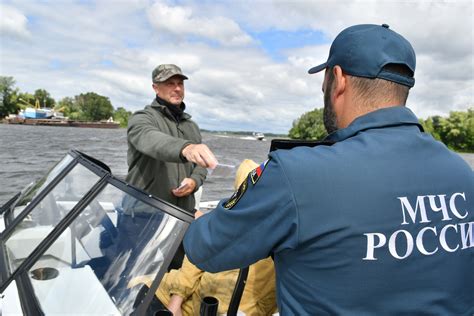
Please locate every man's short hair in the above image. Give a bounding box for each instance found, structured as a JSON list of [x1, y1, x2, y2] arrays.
[[349, 64, 411, 107]]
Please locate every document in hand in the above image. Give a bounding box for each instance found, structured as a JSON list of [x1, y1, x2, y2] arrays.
[[207, 163, 236, 177]]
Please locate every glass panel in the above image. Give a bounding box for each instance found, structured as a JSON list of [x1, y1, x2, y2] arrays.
[[27, 184, 187, 315], [1, 281, 23, 314], [4, 163, 99, 275], [10, 154, 75, 220]]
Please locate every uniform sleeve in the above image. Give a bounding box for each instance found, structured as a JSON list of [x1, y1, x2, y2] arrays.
[[127, 111, 191, 163], [183, 155, 299, 272]]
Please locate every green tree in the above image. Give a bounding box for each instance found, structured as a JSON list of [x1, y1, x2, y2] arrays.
[[438, 110, 473, 152], [75, 92, 114, 121], [17, 92, 37, 109], [288, 108, 327, 140], [0, 76, 20, 118], [57, 97, 81, 118], [418, 108, 473, 152], [113, 106, 132, 128], [34, 89, 56, 108], [420, 116, 442, 141]]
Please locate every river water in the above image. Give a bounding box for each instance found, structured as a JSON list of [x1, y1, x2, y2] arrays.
[[1, 123, 473, 206], [0, 124, 271, 206]]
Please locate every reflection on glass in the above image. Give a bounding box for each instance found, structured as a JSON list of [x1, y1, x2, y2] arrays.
[[11, 155, 75, 219], [4, 164, 99, 274], [27, 184, 187, 315]]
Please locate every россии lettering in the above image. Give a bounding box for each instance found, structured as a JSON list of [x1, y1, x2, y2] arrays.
[[363, 192, 472, 260]]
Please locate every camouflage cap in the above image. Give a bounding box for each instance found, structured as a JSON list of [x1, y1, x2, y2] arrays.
[[152, 64, 188, 83]]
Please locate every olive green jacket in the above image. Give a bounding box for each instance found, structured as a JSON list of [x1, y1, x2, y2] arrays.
[[125, 98, 207, 212]]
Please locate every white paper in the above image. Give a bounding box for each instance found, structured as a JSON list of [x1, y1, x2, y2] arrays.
[[207, 163, 236, 177]]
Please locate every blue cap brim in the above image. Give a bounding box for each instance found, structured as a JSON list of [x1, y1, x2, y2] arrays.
[[308, 62, 327, 74]]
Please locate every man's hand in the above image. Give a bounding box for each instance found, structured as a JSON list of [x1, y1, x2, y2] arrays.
[[171, 178, 196, 197], [181, 144, 218, 169], [167, 294, 184, 316]]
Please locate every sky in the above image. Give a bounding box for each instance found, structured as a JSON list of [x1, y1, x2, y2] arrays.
[[0, 0, 473, 134]]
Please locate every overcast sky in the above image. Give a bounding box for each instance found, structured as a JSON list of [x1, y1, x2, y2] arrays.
[[1, 0, 473, 134]]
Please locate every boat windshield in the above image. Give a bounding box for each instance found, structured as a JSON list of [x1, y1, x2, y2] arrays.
[[0, 150, 192, 315], [27, 183, 186, 315], [4, 163, 100, 274], [6, 154, 75, 222]]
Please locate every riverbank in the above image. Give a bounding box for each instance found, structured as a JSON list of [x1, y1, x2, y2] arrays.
[[2, 117, 120, 129]]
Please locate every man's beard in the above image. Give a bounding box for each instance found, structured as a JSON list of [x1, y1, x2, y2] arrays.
[[323, 73, 338, 134]]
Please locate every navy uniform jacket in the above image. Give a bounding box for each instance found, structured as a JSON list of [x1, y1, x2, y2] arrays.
[[184, 106, 474, 315]]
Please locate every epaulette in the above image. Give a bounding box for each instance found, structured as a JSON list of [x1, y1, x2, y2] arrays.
[[269, 138, 335, 152]]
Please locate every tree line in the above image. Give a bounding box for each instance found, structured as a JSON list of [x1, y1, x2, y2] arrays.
[[288, 107, 474, 152], [0, 76, 131, 127], [2, 75, 471, 151]]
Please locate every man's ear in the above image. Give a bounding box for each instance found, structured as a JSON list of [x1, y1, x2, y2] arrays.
[[330, 65, 349, 129], [332, 65, 346, 99], [152, 83, 161, 96]]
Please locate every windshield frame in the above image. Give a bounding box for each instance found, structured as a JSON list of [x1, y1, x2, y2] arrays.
[[0, 149, 194, 315]]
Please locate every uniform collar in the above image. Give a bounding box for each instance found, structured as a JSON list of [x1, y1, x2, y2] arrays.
[[150, 98, 191, 121], [325, 106, 424, 142]]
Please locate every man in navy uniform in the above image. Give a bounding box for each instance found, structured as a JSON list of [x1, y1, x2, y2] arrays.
[[183, 24, 474, 315]]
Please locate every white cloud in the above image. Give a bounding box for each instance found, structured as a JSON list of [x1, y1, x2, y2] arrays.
[[230, 0, 474, 119], [0, 4, 30, 39], [0, 0, 472, 134], [147, 1, 253, 46]]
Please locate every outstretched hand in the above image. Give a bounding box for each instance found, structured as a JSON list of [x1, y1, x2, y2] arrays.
[[181, 144, 218, 169], [171, 178, 196, 197]]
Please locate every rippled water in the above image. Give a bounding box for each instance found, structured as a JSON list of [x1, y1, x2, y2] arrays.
[[0, 124, 271, 205], [0, 123, 473, 206]]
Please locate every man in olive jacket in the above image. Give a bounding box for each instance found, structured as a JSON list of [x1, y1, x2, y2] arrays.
[[123, 64, 217, 270], [126, 64, 217, 212]]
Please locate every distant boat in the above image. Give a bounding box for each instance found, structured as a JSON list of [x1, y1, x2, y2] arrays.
[[252, 132, 265, 141], [23, 107, 54, 119]]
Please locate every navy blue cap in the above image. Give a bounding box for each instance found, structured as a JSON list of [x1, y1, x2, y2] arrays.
[[308, 24, 416, 87]]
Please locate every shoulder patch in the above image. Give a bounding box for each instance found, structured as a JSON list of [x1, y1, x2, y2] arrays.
[[250, 159, 269, 185], [223, 179, 248, 210]]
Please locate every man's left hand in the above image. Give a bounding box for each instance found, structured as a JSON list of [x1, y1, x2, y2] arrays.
[[171, 178, 196, 197]]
